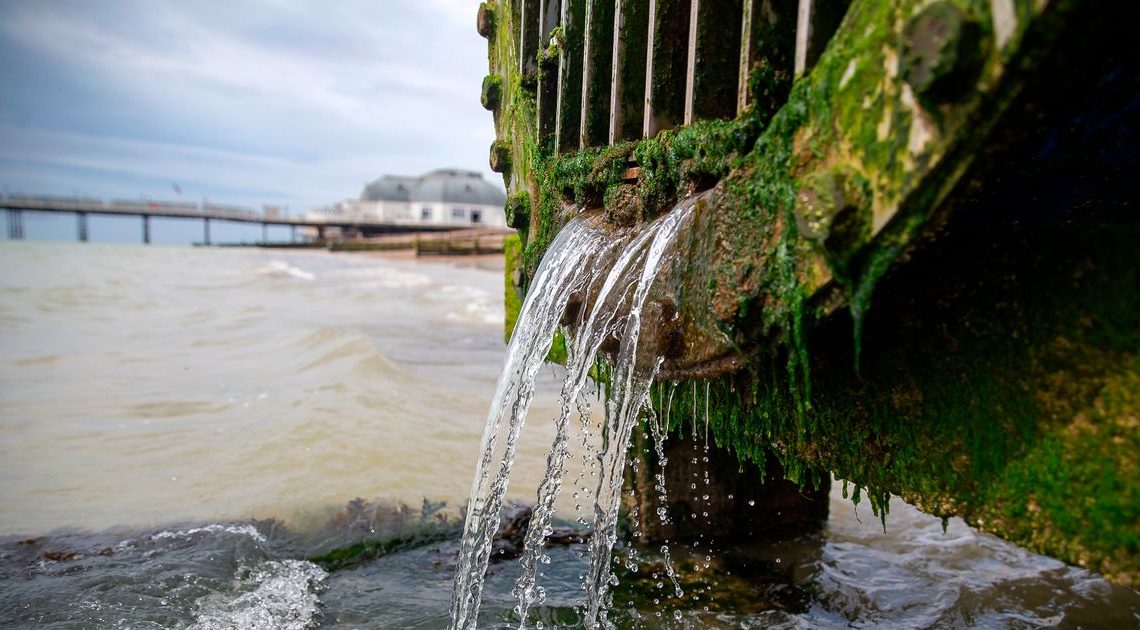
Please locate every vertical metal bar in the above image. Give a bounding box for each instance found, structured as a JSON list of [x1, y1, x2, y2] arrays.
[[644, 0, 691, 138], [291, 225, 297, 243], [794, 0, 812, 77], [77, 212, 88, 242], [684, 0, 700, 125], [795, 0, 849, 78], [579, 0, 615, 148], [738, 0, 797, 117], [536, 0, 562, 150], [520, 0, 541, 78], [7, 209, 23, 240], [738, 0, 755, 114], [143, 215, 151, 244], [262, 222, 268, 243], [609, 0, 649, 143], [204, 218, 211, 246], [687, 0, 743, 124], [556, 0, 587, 153]]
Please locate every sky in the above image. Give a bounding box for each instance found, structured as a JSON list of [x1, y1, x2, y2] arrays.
[[0, 0, 499, 216]]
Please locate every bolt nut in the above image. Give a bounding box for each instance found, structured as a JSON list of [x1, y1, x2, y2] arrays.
[[505, 191, 530, 231], [902, 2, 985, 102], [481, 75, 502, 112], [794, 166, 870, 260], [476, 3, 495, 39], [489, 141, 511, 176]]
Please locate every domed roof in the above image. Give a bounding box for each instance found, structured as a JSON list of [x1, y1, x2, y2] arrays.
[[360, 175, 415, 202], [410, 169, 506, 206]]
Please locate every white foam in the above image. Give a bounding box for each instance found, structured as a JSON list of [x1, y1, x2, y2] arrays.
[[190, 559, 327, 630], [445, 300, 504, 326], [331, 265, 431, 289], [257, 260, 315, 281], [151, 523, 267, 544]]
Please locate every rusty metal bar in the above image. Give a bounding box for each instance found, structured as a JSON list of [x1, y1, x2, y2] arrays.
[[644, 0, 691, 137], [686, 0, 743, 124], [556, 0, 587, 153], [609, 0, 649, 143], [580, 0, 615, 148]]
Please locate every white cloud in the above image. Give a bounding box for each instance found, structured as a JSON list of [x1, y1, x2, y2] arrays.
[[0, 0, 500, 211]]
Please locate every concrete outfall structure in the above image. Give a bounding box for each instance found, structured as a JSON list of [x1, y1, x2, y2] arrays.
[[478, 0, 1140, 587]]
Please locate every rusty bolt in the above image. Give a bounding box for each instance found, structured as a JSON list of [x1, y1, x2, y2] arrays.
[[794, 166, 870, 261], [476, 3, 495, 39], [489, 140, 511, 175], [481, 75, 502, 112], [902, 2, 985, 102]]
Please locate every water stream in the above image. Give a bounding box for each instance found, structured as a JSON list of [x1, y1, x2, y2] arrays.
[[451, 196, 699, 628]]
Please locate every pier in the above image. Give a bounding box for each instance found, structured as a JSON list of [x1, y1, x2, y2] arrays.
[[0, 196, 467, 245]]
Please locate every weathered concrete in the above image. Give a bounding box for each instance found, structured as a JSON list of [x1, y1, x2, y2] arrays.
[[481, 0, 1139, 586]]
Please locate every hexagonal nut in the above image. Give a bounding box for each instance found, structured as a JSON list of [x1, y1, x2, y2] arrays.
[[476, 3, 495, 39], [794, 166, 871, 260], [489, 141, 511, 175], [506, 191, 530, 231], [902, 1, 985, 102], [480, 75, 502, 112]]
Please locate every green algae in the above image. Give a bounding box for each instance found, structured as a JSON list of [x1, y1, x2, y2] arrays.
[[484, 0, 1135, 585]]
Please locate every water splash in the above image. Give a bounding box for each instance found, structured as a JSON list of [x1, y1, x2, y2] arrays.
[[450, 194, 700, 628], [449, 213, 624, 628]]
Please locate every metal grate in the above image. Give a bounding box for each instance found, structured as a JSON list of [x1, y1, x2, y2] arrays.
[[513, 0, 850, 152]]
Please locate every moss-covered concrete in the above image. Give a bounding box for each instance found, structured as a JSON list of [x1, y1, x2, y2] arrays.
[[482, 0, 1137, 585]]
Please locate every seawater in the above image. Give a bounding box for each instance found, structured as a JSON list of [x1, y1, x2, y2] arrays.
[[0, 240, 1137, 627]]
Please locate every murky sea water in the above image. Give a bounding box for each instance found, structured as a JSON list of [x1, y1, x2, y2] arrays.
[[0, 241, 1136, 627]]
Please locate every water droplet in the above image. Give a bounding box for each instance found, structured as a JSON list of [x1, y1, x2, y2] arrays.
[[674, 610, 683, 621], [748, 499, 756, 506]]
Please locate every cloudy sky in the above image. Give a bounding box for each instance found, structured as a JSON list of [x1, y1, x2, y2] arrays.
[[0, 0, 498, 214]]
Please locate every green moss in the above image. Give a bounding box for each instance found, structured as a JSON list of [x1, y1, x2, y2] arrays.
[[503, 234, 523, 342], [308, 527, 458, 572], [487, 0, 1136, 585]]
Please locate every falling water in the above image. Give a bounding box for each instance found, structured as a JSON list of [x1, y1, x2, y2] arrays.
[[450, 194, 701, 628]]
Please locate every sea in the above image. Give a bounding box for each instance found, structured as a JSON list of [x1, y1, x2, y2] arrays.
[[0, 239, 1137, 628]]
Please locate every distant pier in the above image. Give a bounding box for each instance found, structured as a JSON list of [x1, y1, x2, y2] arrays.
[[0, 195, 468, 245]]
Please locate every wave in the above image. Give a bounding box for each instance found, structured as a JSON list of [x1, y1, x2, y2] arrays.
[[328, 265, 431, 289], [256, 260, 315, 281], [190, 559, 327, 630]]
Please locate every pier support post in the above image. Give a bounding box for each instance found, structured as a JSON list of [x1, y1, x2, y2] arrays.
[[6, 209, 24, 240], [290, 225, 297, 243], [77, 212, 88, 243], [262, 222, 268, 244], [142, 215, 151, 244], [317, 225, 326, 242], [203, 218, 211, 246]]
